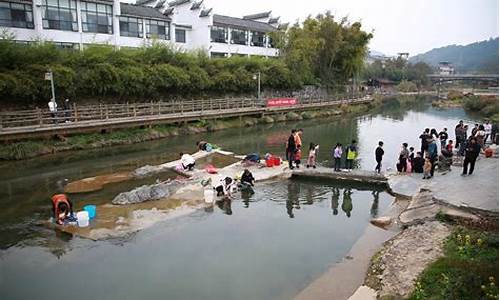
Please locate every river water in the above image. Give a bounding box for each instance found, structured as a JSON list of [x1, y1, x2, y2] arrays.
[[0, 97, 474, 300]]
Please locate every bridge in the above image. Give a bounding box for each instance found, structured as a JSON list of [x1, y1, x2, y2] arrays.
[[0, 95, 372, 141], [427, 74, 499, 84]]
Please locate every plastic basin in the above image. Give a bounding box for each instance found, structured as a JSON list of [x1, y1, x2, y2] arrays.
[[83, 205, 96, 219]]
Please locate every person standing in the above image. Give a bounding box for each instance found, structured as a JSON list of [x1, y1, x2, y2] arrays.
[[438, 128, 448, 149], [430, 128, 439, 139], [286, 130, 297, 169], [48, 99, 58, 124], [419, 128, 430, 154], [294, 129, 303, 149], [427, 139, 438, 178], [455, 121, 464, 149], [475, 125, 486, 150], [491, 122, 498, 145], [462, 137, 481, 176], [484, 120, 492, 143], [332, 143, 343, 171], [306, 143, 319, 168], [458, 125, 469, 156], [375, 141, 384, 174], [398, 143, 409, 173], [345, 140, 358, 170], [63, 98, 71, 122], [471, 124, 479, 137]]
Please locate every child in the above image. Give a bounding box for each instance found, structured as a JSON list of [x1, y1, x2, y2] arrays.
[[295, 145, 302, 168], [307, 143, 319, 168], [333, 143, 343, 171], [423, 155, 432, 179]]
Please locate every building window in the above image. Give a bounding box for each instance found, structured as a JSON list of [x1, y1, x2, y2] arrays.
[[146, 19, 169, 40], [81, 1, 113, 34], [175, 29, 185, 43], [120, 16, 143, 38], [251, 31, 265, 47], [0, 1, 34, 29], [210, 25, 227, 43], [210, 52, 227, 58], [53, 41, 80, 50], [42, 0, 77, 31], [230, 28, 247, 45]]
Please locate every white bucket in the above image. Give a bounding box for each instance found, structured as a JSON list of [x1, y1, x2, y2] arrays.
[[76, 211, 90, 227], [204, 189, 214, 204]]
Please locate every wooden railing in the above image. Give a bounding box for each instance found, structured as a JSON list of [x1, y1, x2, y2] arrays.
[[0, 94, 370, 130]]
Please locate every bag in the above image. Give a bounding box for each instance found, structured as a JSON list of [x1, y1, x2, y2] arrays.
[[205, 164, 218, 174]]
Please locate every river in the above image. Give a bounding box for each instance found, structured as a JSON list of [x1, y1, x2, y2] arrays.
[[0, 97, 474, 300]]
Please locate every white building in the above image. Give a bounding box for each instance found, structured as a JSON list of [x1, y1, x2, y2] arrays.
[[0, 0, 279, 57], [438, 61, 455, 75]]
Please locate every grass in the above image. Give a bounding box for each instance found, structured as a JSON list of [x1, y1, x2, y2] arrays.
[[409, 226, 498, 300]]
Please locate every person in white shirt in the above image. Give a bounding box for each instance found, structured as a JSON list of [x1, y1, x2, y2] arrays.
[[48, 100, 57, 123], [484, 120, 492, 143], [179, 152, 195, 171]]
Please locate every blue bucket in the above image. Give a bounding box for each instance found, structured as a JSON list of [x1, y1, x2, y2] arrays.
[[83, 205, 96, 220]]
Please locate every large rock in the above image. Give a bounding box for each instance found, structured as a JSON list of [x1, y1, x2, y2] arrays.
[[370, 216, 392, 228], [112, 180, 182, 205]]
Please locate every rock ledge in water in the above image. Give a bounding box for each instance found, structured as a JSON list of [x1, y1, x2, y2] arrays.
[[112, 180, 182, 205]]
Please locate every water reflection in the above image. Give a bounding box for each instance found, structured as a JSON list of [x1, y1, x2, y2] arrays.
[[342, 189, 353, 218], [331, 188, 340, 215], [371, 191, 380, 217]]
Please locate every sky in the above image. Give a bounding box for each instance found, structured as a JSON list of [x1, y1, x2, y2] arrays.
[[203, 0, 499, 56]]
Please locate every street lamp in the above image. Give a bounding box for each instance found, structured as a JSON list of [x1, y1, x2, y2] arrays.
[[253, 72, 261, 101], [45, 69, 56, 106]]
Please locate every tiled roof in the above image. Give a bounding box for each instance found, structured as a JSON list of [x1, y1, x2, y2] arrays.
[[154, 0, 166, 9], [169, 0, 190, 6], [213, 14, 276, 32], [268, 17, 279, 24], [163, 7, 174, 16], [190, 0, 203, 10], [242, 11, 271, 20], [199, 8, 212, 17], [120, 3, 171, 20], [135, 0, 156, 5]]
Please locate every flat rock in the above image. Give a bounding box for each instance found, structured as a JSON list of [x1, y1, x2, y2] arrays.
[[370, 216, 392, 228], [369, 221, 452, 299], [387, 175, 420, 198], [348, 286, 377, 300]]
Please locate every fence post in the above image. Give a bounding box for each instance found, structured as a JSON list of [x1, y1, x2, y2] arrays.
[[73, 103, 79, 122], [105, 104, 109, 120], [181, 101, 184, 114], [37, 108, 43, 126], [0, 114, 3, 130], [158, 101, 161, 115], [133, 103, 137, 118], [99, 103, 103, 120]]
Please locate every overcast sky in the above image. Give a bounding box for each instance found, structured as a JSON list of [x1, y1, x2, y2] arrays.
[[203, 0, 499, 56]]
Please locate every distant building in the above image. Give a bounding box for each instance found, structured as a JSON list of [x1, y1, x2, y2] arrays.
[[0, 0, 279, 57], [438, 62, 455, 75]]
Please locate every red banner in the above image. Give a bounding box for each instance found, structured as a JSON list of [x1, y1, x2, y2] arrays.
[[266, 98, 297, 107]]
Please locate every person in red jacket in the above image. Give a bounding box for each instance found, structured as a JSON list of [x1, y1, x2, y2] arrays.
[[51, 194, 73, 225]]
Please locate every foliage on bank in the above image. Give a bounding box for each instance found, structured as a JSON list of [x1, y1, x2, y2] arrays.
[[0, 13, 372, 107], [462, 95, 499, 123], [271, 12, 372, 89], [362, 57, 434, 87], [409, 226, 498, 300]]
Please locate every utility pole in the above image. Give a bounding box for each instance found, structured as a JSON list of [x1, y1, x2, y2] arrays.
[[253, 72, 261, 101], [45, 70, 56, 106]]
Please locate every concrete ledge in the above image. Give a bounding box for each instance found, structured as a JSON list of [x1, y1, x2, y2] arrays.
[[292, 167, 387, 185]]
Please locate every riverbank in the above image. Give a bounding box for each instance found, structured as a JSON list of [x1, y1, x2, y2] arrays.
[[432, 92, 499, 122], [294, 153, 498, 300], [0, 97, 384, 161]]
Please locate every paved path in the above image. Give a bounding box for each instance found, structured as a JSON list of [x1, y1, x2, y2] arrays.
[[388, 157, 498, 213]]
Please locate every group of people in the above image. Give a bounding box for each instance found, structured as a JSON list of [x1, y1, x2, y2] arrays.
[[389, 119, 495, 179], [332, 140, 358, 171], [48, 98, 72, 123]]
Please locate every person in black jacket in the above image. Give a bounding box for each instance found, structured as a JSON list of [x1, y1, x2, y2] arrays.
[[412, 152, 424, 173], [375, 141, 384, 174], [462, 137, 481, 176], [286, 129, 297, 169], [419, 128, 431, 154], [438, 128, 448, 149]]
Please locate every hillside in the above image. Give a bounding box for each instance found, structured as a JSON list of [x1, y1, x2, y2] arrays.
[[409, 38, 499, 74]]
